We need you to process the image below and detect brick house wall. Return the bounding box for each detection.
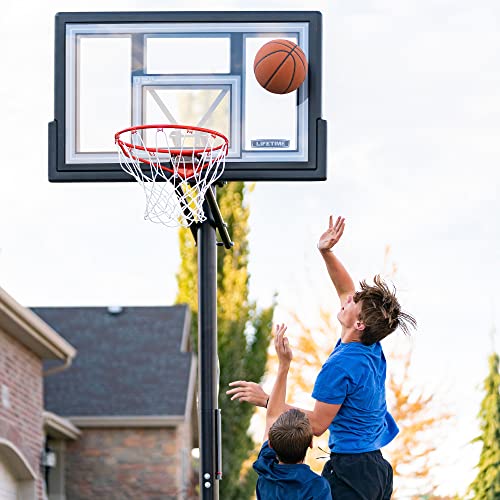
[0,328,45,499]
[64,427,193,500]
[175,421,193,496]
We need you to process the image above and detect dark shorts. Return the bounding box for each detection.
[321,450,393,500]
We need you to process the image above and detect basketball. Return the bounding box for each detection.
[253,39,308,94]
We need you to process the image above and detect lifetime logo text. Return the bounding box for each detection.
[251,139,290,148]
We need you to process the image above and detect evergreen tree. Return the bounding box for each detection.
[468,351,500,499]
[176,182,274,499]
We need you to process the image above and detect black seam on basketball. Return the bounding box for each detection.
[253,41,300,70]
[253,42,305,71]
[272,40,297,50]
[274,41,306,67]
[283,55,297,93]
[254,49,291,70]
[257,40,297,52]
[262,47,296,90]
[268,45,302,93]
[295,49,307,71]
[287,44,306,71]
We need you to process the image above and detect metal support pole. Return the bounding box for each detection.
[198,200,220,500]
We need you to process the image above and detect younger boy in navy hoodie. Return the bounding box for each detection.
[252,324,331,500]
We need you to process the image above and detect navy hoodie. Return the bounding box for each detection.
[253,441,331,499]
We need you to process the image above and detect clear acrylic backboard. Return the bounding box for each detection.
[48,11,326,182]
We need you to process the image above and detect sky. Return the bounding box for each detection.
[1,0,499,496]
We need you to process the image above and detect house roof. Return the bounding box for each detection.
[33,305,194,420]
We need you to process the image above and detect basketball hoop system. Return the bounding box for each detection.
[115,124,229,227]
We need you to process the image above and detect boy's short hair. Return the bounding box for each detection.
[354,275,417,346]
[268,409,313,464]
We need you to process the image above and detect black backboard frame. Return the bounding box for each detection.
[48,11,326,182]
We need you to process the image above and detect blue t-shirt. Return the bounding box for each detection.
[253,441,331,499]
[312,339,398,453]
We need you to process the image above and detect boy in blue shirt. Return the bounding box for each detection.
[228,215,416,499]
[253,323,331,499]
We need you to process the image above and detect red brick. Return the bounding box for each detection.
[0,329,45,499]
[64,427,193,499]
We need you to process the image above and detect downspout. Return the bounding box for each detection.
[43,356,73,376]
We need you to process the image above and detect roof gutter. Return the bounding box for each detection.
[0,287,76,367]
[43,411,81,440]
[67,416,185,428]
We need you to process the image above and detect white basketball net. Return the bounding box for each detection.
[115,125,228,227]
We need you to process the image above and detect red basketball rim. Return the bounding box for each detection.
[115,124,229,176]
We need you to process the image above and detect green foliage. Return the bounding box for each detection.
[468,352,500,499]
[176,182,274,499]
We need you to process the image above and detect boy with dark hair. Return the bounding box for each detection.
[267,408,312,464]
[253,324,331,499]
[228,215,416,499]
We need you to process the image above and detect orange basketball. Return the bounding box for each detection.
[253,39,308,94]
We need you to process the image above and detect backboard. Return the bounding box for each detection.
[48,11,326,182]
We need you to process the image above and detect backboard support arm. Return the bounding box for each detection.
[188,187,234,250]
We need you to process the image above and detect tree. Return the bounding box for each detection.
[379,246,453,496]
[384,343,452,497]
[467,350,500,499]
[176,182,274,499]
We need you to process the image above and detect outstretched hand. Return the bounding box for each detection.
[226,381,269,407]
[274,323,293,367]
[226,325,292,408]
[318,215,345,252]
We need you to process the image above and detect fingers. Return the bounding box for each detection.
[273,323,293,363]
[336,219,345,239]
[227,381,251,396]
[274,323,288,351]
[226,381,268,407]
[226,387,242,396]
[228,380,249,387]
[326,215,346,239]
[333,216,344,232]
[235,396,253,403]
[226,383,257,401]
[227,381,255,393]
[227,390,251,401]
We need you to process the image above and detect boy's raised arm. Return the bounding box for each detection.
[263,324,293,441]
[318,215,355,304]
[228,324,341,438]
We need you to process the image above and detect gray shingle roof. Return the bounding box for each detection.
[32,305,193,418]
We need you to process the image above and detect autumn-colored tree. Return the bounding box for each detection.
[379,246,452,496]
[176,182,274,499]
[384,343,452,497]
[467,350,500,499]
